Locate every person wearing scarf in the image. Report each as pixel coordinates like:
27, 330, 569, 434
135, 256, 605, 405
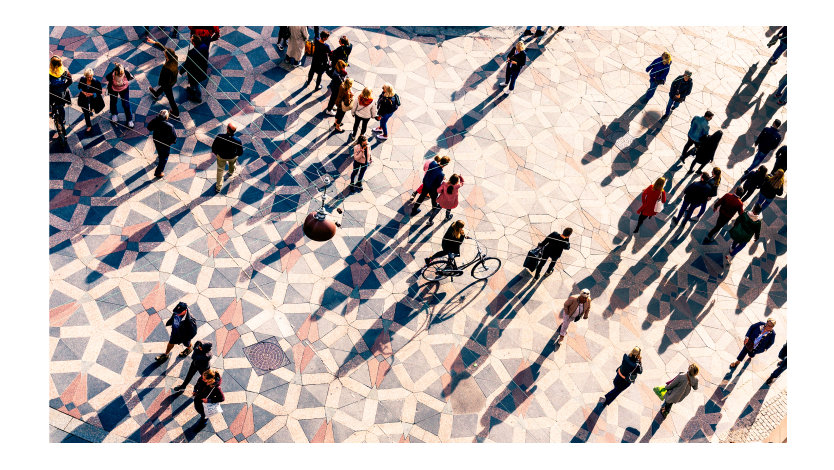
49, 56, 73, 128
350, 87, 375, 139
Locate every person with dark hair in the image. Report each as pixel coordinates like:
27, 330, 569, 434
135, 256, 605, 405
188, 26, 220, 48
533, 228, 572, 279
556, 289, 591, 344
49, 56, 73, 131
306, 30, 332, 90
173, 341, 213, 392
644, 52, 671, 101
744, 119, 783, 173
333, 78, 354, 133
145, 37, 181, 118
680, 111, 713, 162
212, 122, 244, 192
183, 34, 210, 102
147, 110, 176, 178
703, 186, 745, 243
500, 42, 527, 94
772, 145, 787, 174
425, 220, 467, 266
659, 364, 699, 417
434, 174, 465, 224
693, 167, 722, 218
766, 343, 787, 385
725, 204, 763, 263
671, 172, 712, 226
193, 369, 225, 425
156, 302, 198, 362
730, 319, 776, 369
349, 135, 372, 190
662, 70, 693, 118
411, 156, 450, 216
104, 62, 135, 128
324, 60, 348, 115
634, 177, 667, 233
600, 347, 642, 406
768, 26, 787, 65
737, 165, 769, 202
330, 35, 352, 66
76, 68, 104, 133
688, 129, 721, 175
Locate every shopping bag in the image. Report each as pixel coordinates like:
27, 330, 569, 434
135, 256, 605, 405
653, 386, 667, 400
204, 402, 223, 417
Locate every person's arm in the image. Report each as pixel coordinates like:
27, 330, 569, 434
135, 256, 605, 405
212, 387, 225, 403
235, 138, 244, 158
665, 374, 683, 390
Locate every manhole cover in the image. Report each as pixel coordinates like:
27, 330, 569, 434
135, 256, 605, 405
242, 337, 290, 375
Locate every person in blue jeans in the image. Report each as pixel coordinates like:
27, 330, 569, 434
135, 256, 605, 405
644, 52, 671, 101
373, 83, 400, 140
671, 172, 711, 226
680, 111, 713, 162
500, 42, 527, 94
662, 70, 692, 118
774, 74, 787, 105
744, 119, 783, 173
755, 169, 785, 211
768, 26, 787, 64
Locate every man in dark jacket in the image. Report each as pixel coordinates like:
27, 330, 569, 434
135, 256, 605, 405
600, 346, 642, 406
147, 110, 177, 178
411, 156, 449, 216
644, 52, 671, 101
730, 318, 776, 369
534, 227, 572, 279
212, 122, 244, 192
745, 120, 783, 173
183, 35, 210, 102
174, 341, 213, 392
662, 70, 693, 118
156, 302, 198, 362
306, 30, 332, 90
703, 186, 745, 243
766, 343, 787, 385
671, 172, 712, 226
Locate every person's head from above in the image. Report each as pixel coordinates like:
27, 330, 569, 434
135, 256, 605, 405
734, 186, 745, 197
335, 60, 347, 73
361, 87, 372, 99
159, 109, 169, 120
113, 62, 124, 77
356, 135, 367, 147
226, 122, 237, 134
173, 301, 188, 316
451, 220, 465, 237
439, 156, 451, 166
579, 288, 590, 301
661, 52, 671, 64
772, 119, 782, 129
700, 171, 710, 182
563, 227, 573, 237
764, 318, 776, 332
50, 56, 63, 73
191, 34, 202, 46
704, 110, 714, 121
683, 70, 692, 80
202, 369, 219, 385
515, 41, 525, 52
688, 363, 699, 376
83, 68, 94, 80
448, 174, 460, 186
629, 346, 641, 360
712, 167, 721, 179
752, 203, 762, 215
755, 165, 768, 177
771, 169, 785, 180
339, 35, 350, 46
319, 30, 330, 41
343, 77, 354, 90
653, 177, 666, 191
382, 83, 395, 97
194, 341, 213, 354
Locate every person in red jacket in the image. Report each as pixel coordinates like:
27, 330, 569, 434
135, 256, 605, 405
633, 177, 667, 233
703, 186, 744, 243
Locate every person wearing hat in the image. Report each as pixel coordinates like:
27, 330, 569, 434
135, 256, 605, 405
173, 340, 213, 392
600, 346, 642, 406
662, 70, 693, 118
556, 288, 592, 344
156, 302, 198, 362
730, 318, 776, 369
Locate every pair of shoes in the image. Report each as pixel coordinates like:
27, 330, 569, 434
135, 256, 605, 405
215, 184, 222, 192
522, 29, 533, 36
545, 268, 554, 276
154, 173, 164, 178
504, 88, 511, 95
335, 128, 345, 133
155, 353, 169, 362
498, 81, 507, 87
127, 120, 135, 128
372, 127, 383, 133
173, 383, 187, 392
179, 346, 192, 357
110, 114, 118, 122
276, 43, 284, 51
325, 109, 336, 116
377, 134, 388, 140
534, 30, 545, 37
729, 361, 740, 368
766, 377, 775, 385
774, 91, 783, 98
556, 26, 565, 33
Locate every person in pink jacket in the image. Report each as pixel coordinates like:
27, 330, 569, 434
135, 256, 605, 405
430, 174, 464, 226
557, 288, 592, 344
349, 135, 371, 190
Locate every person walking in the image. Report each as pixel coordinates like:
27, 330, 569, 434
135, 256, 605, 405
680, 111, 713, 162
766, 343, 787, 385
285, 26, 308, 66
188, 26, 220, 50
433, 174, 466, 225
737, 165, 768, 202
744, 119, 783, 174
644, 52, 671, 101
212, 122, 244, 192
768, 26, 787, 65
49, 56, 73, 134
755, 169, 785, 211
324, 60, 348, 115
147, 110, 177, 178
425, 220, 467, 266
306, 30, 332, 90
411, 156, 450, 216
671, 172, 712, 226
145, 37, 181, 118
500, 42, 527, 94
104, 62, 135, 128
730, 318, 776, 369
532, 228, 572, 280
662, 70, 693, 119
772, 145, 787, 174
725, 204, 763, 263
183, 34, 210, 102
556, 288, 591, 344
774, 74, 787, 105
373, 83, 401, 140
276, 26, 291, 51
350, 87, 375, 140
659, 364, 699, 417
703, 186, 745, 243
76, 68, 104, 133
173, 341, 213, 392
687, 130, 722, 175
600, 347, 642, 406
330, 35, 352, 66
693, 167, 722, 218
155, 302, 198, 362
349, 135, 372, 190
633, 177, 667, 234
333, 78, 354, 133
193, 369, 225, 425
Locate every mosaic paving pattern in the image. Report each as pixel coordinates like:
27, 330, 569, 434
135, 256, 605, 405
49, 26, 787, 443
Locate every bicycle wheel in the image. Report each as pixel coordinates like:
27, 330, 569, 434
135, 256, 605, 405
471, 257, 501, 279
422, 259, 450, 282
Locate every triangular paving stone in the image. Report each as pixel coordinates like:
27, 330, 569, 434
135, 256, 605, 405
297, 384, 329, 409
52, 337, 90, 361
96, 340, 129, 374
297, 418, 324, 443
260, 382, 290, 407
265, 425, 295, 443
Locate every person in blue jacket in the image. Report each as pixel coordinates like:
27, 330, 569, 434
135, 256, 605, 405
644, 52, 671, 101
411, 156, 450, 216
729, 318, 776, 369
662, 70, 693, 118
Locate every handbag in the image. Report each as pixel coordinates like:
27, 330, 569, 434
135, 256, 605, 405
203, 386, 223, 416
92, 94, 105, 114
654, 199, 664, 213
653, 386, 667, 400
305, 40, 314, 56
340, 96, 353, 112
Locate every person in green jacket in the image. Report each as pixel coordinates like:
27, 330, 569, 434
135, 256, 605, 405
725, 204, 762, 263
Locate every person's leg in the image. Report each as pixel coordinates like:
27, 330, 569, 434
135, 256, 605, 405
687, 159, 698, 173
557, 315, 571, 340
227, 158, 237, 177
777, 88, 787, 105
194, 398, 206, 420
770, 41, 787, 63
109, 94, 118, 118
357, 163, 368, 183
645, 79, 658, 99
546, 259, 557, 274
634, 213, 648, 232
534, 256, 547, 278
429, 188, 439, 208
177, 362, 199, 389
706, 212, 732, 240
350, 161, 361, 185
411, 189, 428, 214
360, 118, 369, 136
504, 65, 511, 85
120, 90, 132, 122
729, 240, 748, 257
216, 157, 226, 189
731, 347, 751, 367
379, 113, 391, 136
154, 149, 169, 177
306, 65, 315, 84
693, 201, 707, 219
83, 109, 92, 129
681, 138, 696, 159
664, 96, 674, 116
326, 89, 338, 111
775, 77, 787, 96
163, 85, 179, 117
156, 341, 176, 360
745, 151, 767, 173
673, 201, 691, 223
740, 185, 754, 202
759, 196, 774, 211
334, 109, 346, 130
756, 193, 767, 208
508, 68, 519, 91
352, 117, 361, 136
315, 70, 324, 88
603, 375, 630, 406
768, 361, 787, 381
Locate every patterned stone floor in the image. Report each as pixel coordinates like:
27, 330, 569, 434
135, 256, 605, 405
49, 25, 787, 443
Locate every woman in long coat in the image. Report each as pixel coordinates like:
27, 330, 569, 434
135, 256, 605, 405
556, 288, 592, 343
286, 26, 309, 66
633, 177, 666, 233
660, 363, 699, 416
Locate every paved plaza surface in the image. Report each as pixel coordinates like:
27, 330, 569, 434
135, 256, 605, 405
49, 26, 787, 443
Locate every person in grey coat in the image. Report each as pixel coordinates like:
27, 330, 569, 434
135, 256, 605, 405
660, 363, 699, 417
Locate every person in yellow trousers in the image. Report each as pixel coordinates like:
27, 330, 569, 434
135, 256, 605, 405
211, 122, 244, 192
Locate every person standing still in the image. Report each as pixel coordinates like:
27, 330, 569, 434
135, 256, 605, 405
324, 60, 348, 115
725, 204, 763, 263
556, 289, 591, 344
212, 122, 244, 192
49, 56, 73, 133
533, 228, 572, 279
744, 119, 783, 174
768, 26, 787, 65
330, 35, 352, 66
662, 70, 693, 118
500, 42, 527, 94
147, 110, 177, 178
104, 62, 135, 128
155, 302, 198, 362
703, 186, 745, 243
600, 347, 642, 406
333, 78, 354, 133
671, 172, 712, 226
766, 343, 787, 385
660, 364, 699, 417
644, 52, 671, 101
349, 135, 372, 190
411, 156, 450, 216
730, 318, 776, 369
306, 30, 332, 90
173, 341, 213, 392
350, 87, 375, 139
680, 111, 713, 163
373, 83, 401, 140
76, 68, 104, 133
285, 26, 308, 66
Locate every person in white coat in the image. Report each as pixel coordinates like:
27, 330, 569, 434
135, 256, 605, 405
350, 87, 375, 139
286, 26, 309, 66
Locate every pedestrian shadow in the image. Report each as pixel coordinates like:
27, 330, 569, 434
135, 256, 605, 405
581, 97, 648, 166
569, 401, 606, 442
719, 382, 773, 443
607, 231, 676, 320
424, 88, 507, 158
764, 266, 787, 318
450, 55, 504, 101
725, 96, 783, 169
764, 26, 783, 37
575, 242, 630, 319
600, 110, 665, 187
676, 365, 751, 442
735, 251, 780, 314
474, 330, 560, 442
638, 408, 670, 442
720, 61, 774, 130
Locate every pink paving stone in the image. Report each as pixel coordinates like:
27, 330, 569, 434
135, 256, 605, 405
217, 328, 240, 357
219, 299, 243, 327
141, 283, 167, 312
75, 177, 107, 197
268, 161, 287, 185
228, 404, 254, 438
166, 163, 195, 182
311, 419, 334, 443
350, 263, 371, 290
207, 234, 223, 257
399, 435, 410, 443
192, 152, 215, 171
136, 312, 161, 342
123, 222, 153, 242
516, 167, 537, 189
279, 247, 301, 272
59, 372, 87, 407
505, 148, 523, 170
565, 335, 592, 361
375, 360, 391, 388
50, 302, 78, 327
211, 207, 232, 231
93, 235, 127, 258
49, 190, 79, 210
511, 387, 532, 417
297, 315, 319, 343
296, 344, 315, 373
368, 47, 385, 67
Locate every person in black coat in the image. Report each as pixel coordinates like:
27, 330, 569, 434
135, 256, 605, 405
306, 30, 332, 90
737, 165, 768, 202
772, 145, 786, 174
688, 130, 722, 175
534, 227, 572, 279
671, 172, 712, 226
156, 302, 198, 362
212, 122, 244, 192
182, 34, 210, 102
600, 347, 643, 406
145, 37, 180, 118
49, 56, 73, 128
76, 68, 104, 132
193, 369, 225, 424
501, 42, 527, 94
425, 220, 467, 266
730, 318, 776, 369
324, 60, 348, 114
174, 341, 213, 392
147, 110, 177, 178
662, 70, 693, 118
744, 119, 783, 173
330, 35, 352, 66
766, 343, 787, 385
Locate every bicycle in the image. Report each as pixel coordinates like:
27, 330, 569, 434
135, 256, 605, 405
50, 102, 67, 149
422, 237, 502, 282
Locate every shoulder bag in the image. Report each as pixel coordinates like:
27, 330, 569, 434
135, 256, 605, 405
204, 387, 223, 416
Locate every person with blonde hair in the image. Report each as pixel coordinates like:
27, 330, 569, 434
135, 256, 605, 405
660, 363, 699, 417
333, 78, 354, 133
350, 87, 375, 139
755, 169, 785, 211
556, 288, 592, 344
600, 346, 642, 406
49, 56, 73, 131
730, 318, 776, 369
644, 52, 672, 101
76, 68, 104, 133
373, 83, 401, 140
633, 177, 667, 233
500, 41, 527, 94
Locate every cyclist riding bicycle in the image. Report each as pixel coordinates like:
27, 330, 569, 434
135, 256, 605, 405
49, 56, 73, 131
425, 220, 467, 268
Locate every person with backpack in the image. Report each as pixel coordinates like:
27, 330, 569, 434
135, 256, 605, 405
306, 30, 332, 90
333, 78, 354, 133
755, 169, 785, 211
411, 156, 450, 216
330, 35, 352, 66
433, 174, 465, 226
147, 110, 177, 178
725, 204, 763, 263
693, 167, 722, 218
173, 341, 213, 392
324, 60, 348, 116
671, 172, 712, 226
680, 111, 713, 163
350, 87, 375, 139
193, 369, 225, 425
644, 52, 671, 101
600, 347, 642, 406
730, 319, 776, 369
373, 83, 400, 140
76, 68, 104, 133
104, 62, 135, 128
687, 130, 721, 175
744, 119, 783, 174
49, 56, 73, 134
633, 177, 667, 234
703, 186, 745, 243
276, 26, 291, 51
155, 302, 198, 362
532, 227, 572, 279
737, 165, 769, 202
182, 34, 210, 102
662, 70, 693, 119
349, 135, 372, 191
556, 288, 592, 344
659, 364, 699, 417
145, 37, 181, 118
